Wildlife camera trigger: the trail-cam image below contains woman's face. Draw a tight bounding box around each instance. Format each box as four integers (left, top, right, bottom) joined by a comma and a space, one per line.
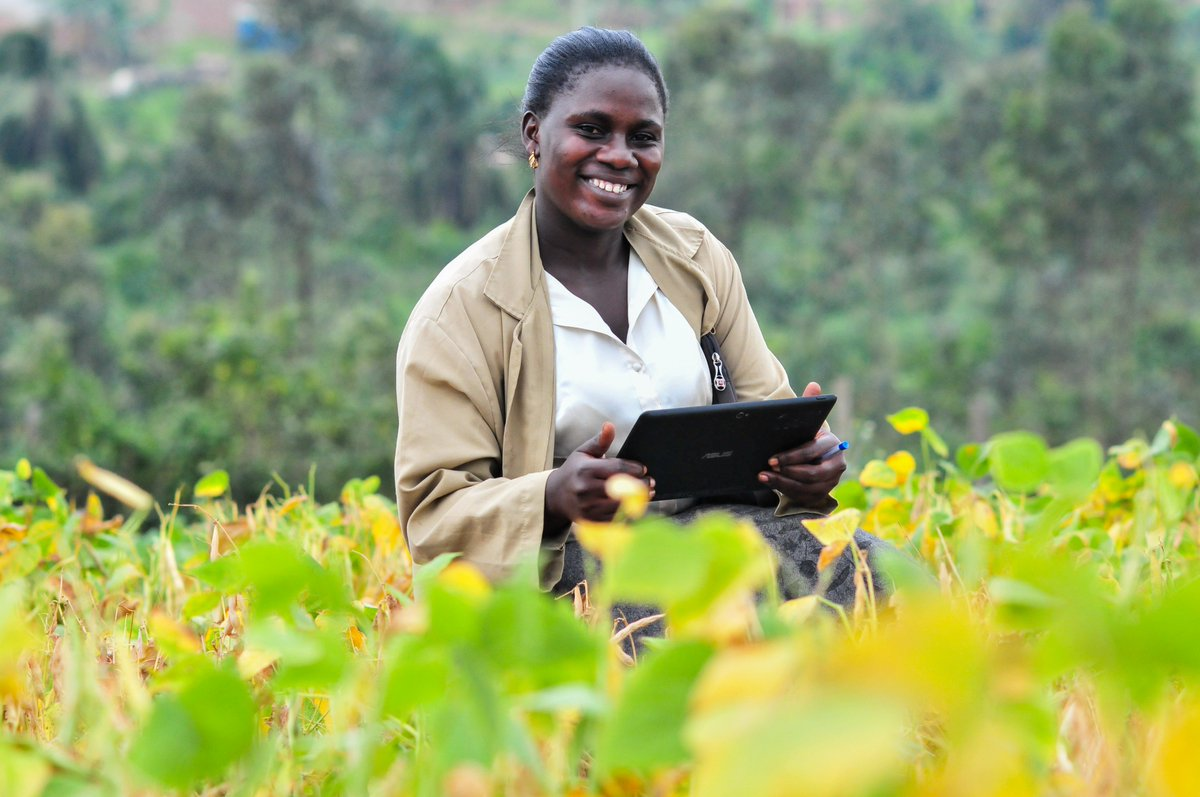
523, 65, 665, 235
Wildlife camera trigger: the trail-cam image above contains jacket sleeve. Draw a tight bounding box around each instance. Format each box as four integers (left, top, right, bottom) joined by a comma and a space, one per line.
395, 316, 551, 585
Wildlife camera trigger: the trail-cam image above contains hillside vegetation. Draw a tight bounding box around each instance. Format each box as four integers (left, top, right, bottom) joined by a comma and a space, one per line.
1, 0, 1198, 500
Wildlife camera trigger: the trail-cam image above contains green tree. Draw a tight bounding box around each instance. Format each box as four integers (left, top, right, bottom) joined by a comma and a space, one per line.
996, 0, 1199, 433
654, 8, 843, 248
0, 30, 103, 192
841, 0, 975, 100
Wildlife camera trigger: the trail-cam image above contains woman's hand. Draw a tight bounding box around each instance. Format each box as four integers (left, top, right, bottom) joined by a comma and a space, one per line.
757, 382, 846, 508
545, 422, 654, 530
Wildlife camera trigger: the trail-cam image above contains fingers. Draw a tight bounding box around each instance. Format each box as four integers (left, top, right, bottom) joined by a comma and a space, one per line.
577, 421, 617, 458
801, 381, 822, 398
769, 431, 843, 469
758, 466, 841, 500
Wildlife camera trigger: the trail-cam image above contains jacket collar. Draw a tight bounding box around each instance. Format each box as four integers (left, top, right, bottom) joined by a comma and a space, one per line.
483, 189, 720, 335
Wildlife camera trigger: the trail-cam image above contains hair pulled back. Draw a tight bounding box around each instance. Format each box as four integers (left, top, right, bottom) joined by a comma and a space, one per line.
521, 27, 669, 119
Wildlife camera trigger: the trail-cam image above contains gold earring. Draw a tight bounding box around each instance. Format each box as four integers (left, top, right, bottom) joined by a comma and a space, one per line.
528, 151, 539, 169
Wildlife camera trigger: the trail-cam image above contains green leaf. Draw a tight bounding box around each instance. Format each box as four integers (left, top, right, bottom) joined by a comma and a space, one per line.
40, 774, 106, 797
989, 432, 1050, 494
181, 590, 223, 619
381, 636, 452, 719
989, 577, 1057, 609
1048, 438, 1103, 499
239, 539, 350, 619
1172, 419, 1200, 457
955, 443, 988, 480
921, 425, 949, 458
604, 523, 711, 606
246, 621, 351, 692
129, 663, 257, 789
31, 467, 60, 500
479, 585, 602, 692
594, 641, 715, 778
517, 684, 607, 715
830, 479, 868, 510
194, 470, 230, 499
189, 555, 242, 592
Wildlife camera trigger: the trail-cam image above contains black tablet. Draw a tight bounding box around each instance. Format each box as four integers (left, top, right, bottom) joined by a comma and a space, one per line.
615, 395, 837, 501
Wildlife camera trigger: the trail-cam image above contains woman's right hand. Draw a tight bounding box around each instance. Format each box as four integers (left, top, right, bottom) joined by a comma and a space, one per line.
544, 421, 653, 530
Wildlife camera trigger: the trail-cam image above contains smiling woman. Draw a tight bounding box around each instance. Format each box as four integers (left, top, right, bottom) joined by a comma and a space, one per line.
392, 27, 885, 607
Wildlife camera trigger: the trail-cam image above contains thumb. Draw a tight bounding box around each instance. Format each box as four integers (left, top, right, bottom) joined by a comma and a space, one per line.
576, 421, 616, 458
802, 381, 823, 398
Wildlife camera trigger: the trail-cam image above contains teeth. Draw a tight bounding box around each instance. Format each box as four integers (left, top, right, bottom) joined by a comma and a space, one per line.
590, 179, 628, 195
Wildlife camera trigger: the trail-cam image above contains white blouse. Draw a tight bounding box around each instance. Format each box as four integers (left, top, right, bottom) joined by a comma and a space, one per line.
546, 250, 711, 465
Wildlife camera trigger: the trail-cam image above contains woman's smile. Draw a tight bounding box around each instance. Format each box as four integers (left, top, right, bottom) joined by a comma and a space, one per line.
586, 178, 632, 196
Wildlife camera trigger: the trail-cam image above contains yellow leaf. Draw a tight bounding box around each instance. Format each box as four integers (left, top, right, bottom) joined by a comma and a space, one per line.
802, 509, 860, 546
885, 451, 917, 485
859, 460, 899, 489
85, 492, 104, 520
886, 407, 929, 435
237, 648, 279, 679
436, 561, 491, 600
575, 520, 633, 561
346, 624, 367, 653
605, 473, 650, 519
327, 536, 356, 553
0, 586, 38, 702
309, 696, 331, 724
690, 640, 799, 715
369, 507, 403, 555
864, 497, 912, 535
277, 495, 308, 516
777, 595, 819, 625
817, 539, 850, 572
16, 458, 32, 481
148, 610, 202, 656
1151, 699, 1200, 797
75, 457, 153, 511
962, 496, 1000, 540
1117, 450, 1143, 470
1168, 462, 1197, 491
1161, 420, 1178, 448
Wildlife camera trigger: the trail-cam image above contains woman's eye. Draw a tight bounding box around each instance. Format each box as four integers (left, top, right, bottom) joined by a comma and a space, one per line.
576, 124, 603, 137
632, 132, 659, 144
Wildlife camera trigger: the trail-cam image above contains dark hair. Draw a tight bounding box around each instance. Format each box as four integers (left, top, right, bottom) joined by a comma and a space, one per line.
521, 27, 669, 118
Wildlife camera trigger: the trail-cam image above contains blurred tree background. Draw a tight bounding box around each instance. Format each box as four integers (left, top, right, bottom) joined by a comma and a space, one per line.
1, 0, 1198, 503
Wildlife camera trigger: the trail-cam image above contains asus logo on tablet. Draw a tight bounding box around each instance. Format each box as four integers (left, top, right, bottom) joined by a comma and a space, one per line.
702, 451, 733, 459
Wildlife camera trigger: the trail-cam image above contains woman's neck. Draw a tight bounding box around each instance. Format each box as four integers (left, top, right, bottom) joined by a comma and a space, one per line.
534, 201, 629, 278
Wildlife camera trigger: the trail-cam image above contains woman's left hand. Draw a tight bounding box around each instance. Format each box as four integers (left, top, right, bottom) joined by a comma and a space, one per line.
757, 382, 846, 507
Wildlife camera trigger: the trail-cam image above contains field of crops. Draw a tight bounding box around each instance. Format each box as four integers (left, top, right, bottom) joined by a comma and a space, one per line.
2, 409, 1199, 796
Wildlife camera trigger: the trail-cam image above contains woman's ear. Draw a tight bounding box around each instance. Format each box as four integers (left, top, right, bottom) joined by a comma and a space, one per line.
520, 111, 540, 157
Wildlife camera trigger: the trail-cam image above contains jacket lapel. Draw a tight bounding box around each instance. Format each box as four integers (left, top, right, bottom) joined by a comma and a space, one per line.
484, 191, 557, 474
625, 208, 721, 337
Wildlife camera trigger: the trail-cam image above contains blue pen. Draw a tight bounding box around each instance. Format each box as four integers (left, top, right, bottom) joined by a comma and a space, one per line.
819, 440, 850, 462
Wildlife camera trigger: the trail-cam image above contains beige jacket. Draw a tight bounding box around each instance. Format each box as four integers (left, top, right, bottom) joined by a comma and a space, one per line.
394, 191, 798, 588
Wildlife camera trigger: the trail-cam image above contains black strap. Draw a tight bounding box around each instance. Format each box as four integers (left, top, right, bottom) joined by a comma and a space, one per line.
700, 332, 737, 405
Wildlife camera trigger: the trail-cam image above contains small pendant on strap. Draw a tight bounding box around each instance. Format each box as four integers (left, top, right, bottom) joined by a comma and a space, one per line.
711, 351, 727, 392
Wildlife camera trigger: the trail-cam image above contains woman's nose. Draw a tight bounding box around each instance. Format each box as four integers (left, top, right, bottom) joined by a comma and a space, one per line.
597, 139, 636, 169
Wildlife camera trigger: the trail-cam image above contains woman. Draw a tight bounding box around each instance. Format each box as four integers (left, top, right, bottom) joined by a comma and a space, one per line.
394, 27, 861, 596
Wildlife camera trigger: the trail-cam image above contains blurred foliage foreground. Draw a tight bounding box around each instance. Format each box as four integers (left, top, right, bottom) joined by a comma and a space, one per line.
2, 411, 1200, 797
